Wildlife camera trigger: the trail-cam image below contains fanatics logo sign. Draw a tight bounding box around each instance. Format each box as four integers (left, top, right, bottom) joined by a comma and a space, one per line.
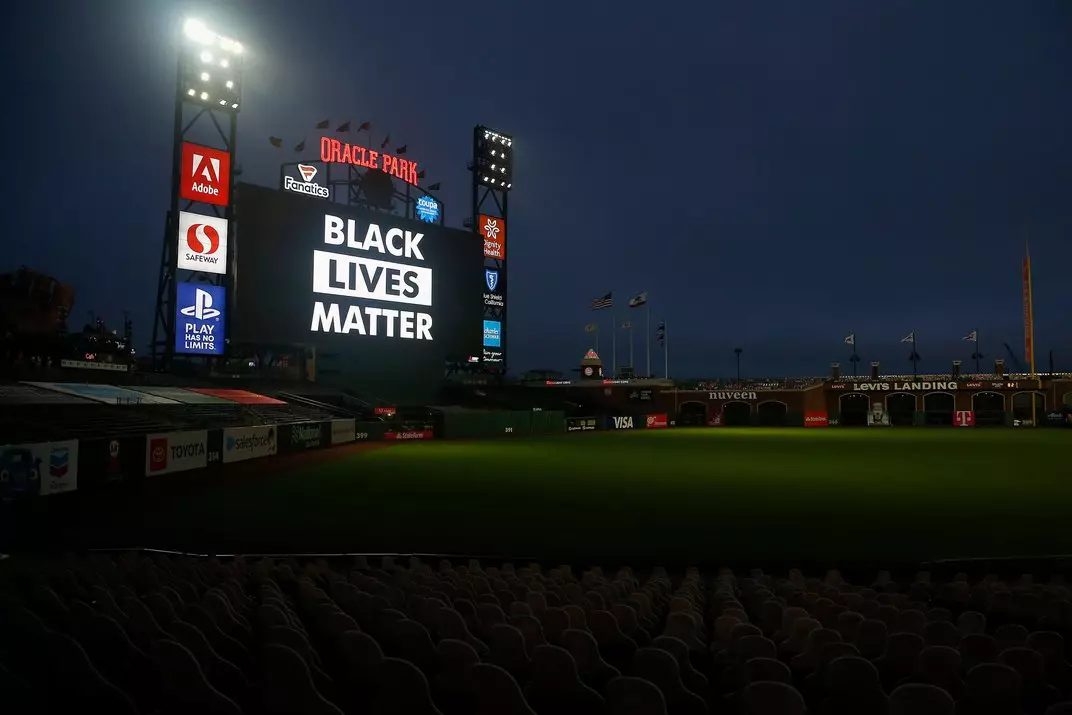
180, 142, 231, 206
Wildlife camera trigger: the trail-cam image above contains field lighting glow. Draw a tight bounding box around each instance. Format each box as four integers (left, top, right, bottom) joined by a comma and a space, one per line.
183, 19, 243, 55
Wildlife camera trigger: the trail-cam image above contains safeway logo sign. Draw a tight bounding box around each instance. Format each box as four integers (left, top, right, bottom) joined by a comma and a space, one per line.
284, 163, 330, 199
180, 288, 221, 320
177, 211, 228, 274
180, 142, 231, 206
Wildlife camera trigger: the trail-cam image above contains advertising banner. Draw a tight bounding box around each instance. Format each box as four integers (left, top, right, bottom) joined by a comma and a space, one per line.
479, 215, 506, 260
175, 282, 226, 356
222, 426, 278, 464
177, 210, 228, 274
0, 440, 78, 498
954, 410, 976, 427
867, 402, 890, 426
374, 406, 397, 416
644, 414, 669, 429
607, 415, 640, 430
331, 418, 356, 445
382, 430, 434, 440
566, 417, 599, 433
180, 141, 231, 206
78, 436, 143, 489
284, 422, 325, 452
146, 430, 209, 476
804, 412, 829, 428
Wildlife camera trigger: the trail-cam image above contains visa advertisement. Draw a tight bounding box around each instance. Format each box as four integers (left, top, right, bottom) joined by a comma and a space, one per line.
175, 282, 226, 355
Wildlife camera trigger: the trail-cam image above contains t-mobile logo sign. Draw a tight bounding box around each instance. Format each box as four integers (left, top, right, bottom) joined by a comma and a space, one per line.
954, 410, 975, 427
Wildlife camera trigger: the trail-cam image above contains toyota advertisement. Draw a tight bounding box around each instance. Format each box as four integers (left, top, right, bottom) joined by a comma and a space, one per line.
233, 184, 483, 386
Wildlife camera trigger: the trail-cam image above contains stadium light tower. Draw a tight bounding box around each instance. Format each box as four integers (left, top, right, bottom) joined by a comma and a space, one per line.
151, 19, 245, 369
470, 125, 513, 375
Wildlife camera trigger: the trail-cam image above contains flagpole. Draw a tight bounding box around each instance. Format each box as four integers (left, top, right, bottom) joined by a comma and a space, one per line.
1024, 239, 1037, 425
629, 324, 634, 370
973, 331, 979, 373
663, 321, 669, 379
646, 303, 651, 378
913, 333, 918, 375
595, 326, 599, 355
611, 306, 617, 378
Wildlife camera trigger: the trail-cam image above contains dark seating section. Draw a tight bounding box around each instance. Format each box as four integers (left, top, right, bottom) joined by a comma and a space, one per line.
1, 555, 1070, 714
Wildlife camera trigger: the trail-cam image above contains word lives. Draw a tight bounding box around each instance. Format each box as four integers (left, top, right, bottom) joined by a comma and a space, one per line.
311, 215, 434, 340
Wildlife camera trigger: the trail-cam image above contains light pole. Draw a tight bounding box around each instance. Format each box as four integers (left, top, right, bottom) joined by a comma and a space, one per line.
734, 347, 742, 381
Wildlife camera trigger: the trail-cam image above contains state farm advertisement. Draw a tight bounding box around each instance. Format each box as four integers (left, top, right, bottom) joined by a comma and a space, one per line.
383, 430, 434, 440
177, 210, 228, 274
232, 186, 482, 388
645, 414, 669, 429
179, 142, 230, 206
146, 430, 208, 476
804, 412, 829, 428
223, 426, 278, 464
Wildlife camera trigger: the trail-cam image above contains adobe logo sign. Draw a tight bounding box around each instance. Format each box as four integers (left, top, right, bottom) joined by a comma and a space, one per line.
180, 142, 231, 206
177, 211, 228, 274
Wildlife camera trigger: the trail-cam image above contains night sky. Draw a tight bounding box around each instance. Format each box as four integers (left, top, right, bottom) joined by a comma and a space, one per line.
8, 1, 1070, 378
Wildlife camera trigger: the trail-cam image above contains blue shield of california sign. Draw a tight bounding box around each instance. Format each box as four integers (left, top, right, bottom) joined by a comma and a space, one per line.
485, 269, 499, 292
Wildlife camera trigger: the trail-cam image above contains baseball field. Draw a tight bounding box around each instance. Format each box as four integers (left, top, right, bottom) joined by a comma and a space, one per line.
7, 428, 1071, 569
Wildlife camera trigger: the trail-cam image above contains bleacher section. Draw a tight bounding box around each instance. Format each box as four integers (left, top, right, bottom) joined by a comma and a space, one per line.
1, 553, 1070, 714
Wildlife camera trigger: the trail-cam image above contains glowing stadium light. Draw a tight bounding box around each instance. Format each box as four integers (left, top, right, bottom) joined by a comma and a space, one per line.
180, 19, 244, 114
475, 126, 513, 192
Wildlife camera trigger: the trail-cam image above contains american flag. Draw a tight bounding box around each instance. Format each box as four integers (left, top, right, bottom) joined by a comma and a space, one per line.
590, 292, 612, 310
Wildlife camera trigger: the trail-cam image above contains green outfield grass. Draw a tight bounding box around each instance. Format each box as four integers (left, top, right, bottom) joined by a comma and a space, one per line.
10, 428, 1072, 568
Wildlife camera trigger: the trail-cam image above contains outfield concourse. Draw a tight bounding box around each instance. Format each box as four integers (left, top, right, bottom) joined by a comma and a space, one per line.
4, 428, 1070, 570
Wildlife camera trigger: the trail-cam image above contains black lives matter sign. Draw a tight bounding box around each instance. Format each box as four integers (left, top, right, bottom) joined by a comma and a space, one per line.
311, 215, 435, 341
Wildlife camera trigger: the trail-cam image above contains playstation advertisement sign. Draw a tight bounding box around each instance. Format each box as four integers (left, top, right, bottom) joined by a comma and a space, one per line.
175, 282, 226, 355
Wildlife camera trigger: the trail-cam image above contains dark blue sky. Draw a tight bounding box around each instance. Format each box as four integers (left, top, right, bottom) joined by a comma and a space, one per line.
8, 0, 1070, 377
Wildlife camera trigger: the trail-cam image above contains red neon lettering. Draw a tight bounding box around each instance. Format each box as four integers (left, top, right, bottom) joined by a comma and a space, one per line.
330, 139, 342, 163
409, 162, 418, 185
320, 137, 332, 162
382, 153, 395, 178
368, 150, 379, 169
352, 145, 365, 167
397, 158, 409, 181
341, 143, 352, 164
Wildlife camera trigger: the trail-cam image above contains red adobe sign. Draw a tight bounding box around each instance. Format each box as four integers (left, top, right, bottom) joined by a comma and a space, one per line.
180, 142, 231, 206
804, 412, 829, 427
954, 410, 975, 427
645, 414, 668, 429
